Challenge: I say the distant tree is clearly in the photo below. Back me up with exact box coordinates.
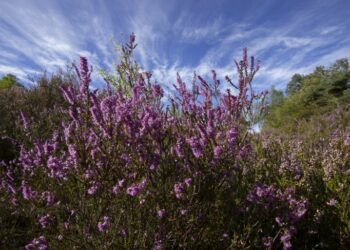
[0,74,22,89]
[260,87,285,128]
[268,86,285,105]
[314,66,327,77]
[286,74,303,96]
[263,57,350,133]
[330,58,349,74]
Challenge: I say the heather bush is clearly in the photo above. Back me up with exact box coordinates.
[1,35,350,249]
[0,70,77,161]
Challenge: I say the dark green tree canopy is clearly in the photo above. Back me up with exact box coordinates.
[0,74,22,89]
[263,58,350,132]
[286,73,303,96]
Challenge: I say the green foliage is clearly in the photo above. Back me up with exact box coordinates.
[263,58,350,132]
[0,74,22,89]
[98,34,141,97]
[286,73,303,96]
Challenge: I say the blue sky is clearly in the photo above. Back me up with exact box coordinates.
[0,0,349,92]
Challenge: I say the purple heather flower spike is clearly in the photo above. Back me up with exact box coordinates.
[42,191,54,206]
[111,185,119,194]
[87,185,98,195]
[174,183,184,199]
[22,182,37,200]
[20,111,29,131]
[157,209,166,218]
[38,214,51,229]
[214,145,224,159]
[184,178,192,187]
[97,216,110,232]
[127,182,143,197]
[129,33,136,44]
[345,133,350,146]
[326,198,338,206]
[118,179,126,187]
[187,137,203,158]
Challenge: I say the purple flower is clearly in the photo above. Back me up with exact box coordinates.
[174,183,184,199]
[25,243,35,250]
[213,145,224,158]
[78,56,91,97]
[126,179,147,197]
[111,185,119,194]
[38,214,51,229]
[22,182,37,200]
[2,180,16,195]
[206,119,215,138]
[187,137,203,158]
[90,104,104,128]
[262,236,273,249]
[26,236,47,250]
[119,229,128,237]
[275,217,284,227]
[127,185,140,197]
[294,206,307,219]
[157,209,166,218]
[174,138,184,158]
[38,244,48,250]
[149,164,156,171]
[42,191,54,206]
[84,169,95,179]
[68,144,78,167]
[60,85,75,105]
[226,128,238,143]
[63,122,74,143]
[68,108,79,122]
[154,239,163,250]
[326,198,338,206]
[87,185,98,195]
[97,216,110,232]
[184,178,192,187]
[129,33,136,44]
[345,133,350,146]
[280,231,292,250]
[118,179,125,187]
[239,144,252,159]
[101,96,117,120]
[11,197,18,206]
[152,84,163,97]
[20,111,29,131]
[70,210,76,216]
[196,124,207,140]
[47,156,65,178]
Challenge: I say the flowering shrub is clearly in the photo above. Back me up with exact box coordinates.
[1,35,350,249]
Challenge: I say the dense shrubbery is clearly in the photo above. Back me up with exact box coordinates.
[263,59,350,132]
[0,71,77,162]
[1,35,350,249]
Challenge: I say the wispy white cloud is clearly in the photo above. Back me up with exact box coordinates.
[320,25,341,35]
[0,0,119,85]
[174,15,228,43]
[0,0,349,94]
[0,65,37,77]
